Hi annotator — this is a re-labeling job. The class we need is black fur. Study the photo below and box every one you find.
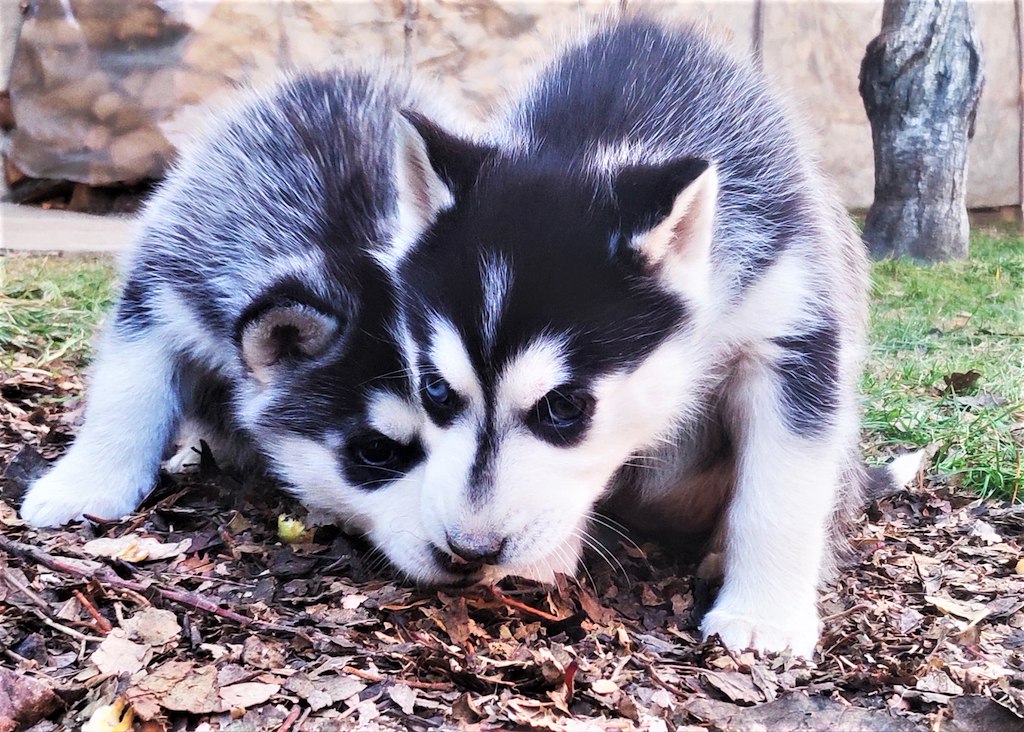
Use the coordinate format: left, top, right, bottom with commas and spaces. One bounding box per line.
772, 319, 841, 438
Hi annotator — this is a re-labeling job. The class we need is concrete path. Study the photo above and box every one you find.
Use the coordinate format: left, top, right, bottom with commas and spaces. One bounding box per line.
0, 203, 134, 254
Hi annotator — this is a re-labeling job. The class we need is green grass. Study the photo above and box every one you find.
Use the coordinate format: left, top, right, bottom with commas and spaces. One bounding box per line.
0, 255, 118, 369
1, 232, 1021, 501
864, 230, 1024, 501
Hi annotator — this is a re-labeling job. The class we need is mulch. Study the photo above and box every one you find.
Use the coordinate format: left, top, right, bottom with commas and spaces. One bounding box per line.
1, 364, 1022, 731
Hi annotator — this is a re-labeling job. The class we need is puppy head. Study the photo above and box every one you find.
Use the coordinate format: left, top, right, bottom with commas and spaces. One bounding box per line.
392, 118, 719, 585
177, 72, 486, 585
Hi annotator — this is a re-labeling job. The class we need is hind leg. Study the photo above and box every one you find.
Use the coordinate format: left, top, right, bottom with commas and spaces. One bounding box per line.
20, 330, 181, 526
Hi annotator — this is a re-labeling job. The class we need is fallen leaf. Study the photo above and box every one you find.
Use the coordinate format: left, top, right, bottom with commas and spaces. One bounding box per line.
925, 595, 990, 623
130, 661, 220, 715
121, 608, 180, 647
388, 684, 417, 715
915, 670, 964, 696
83, 535, 191, 563
942, 370, 981, 395
219, 682, 280, 710
969, 520, 1002, 545
701, 670, 763, 705
90, 631, 149, 676
590, 679, 618, 695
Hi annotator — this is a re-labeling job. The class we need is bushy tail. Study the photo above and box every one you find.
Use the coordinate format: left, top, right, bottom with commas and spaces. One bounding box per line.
863, 450, 926, 500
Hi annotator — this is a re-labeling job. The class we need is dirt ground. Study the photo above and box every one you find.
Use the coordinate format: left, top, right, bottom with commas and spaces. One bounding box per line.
1, 365, 1022, 731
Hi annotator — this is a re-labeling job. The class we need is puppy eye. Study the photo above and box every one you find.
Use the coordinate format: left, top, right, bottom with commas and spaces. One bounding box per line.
537, 389, 592, 430
420, 374, 463, 426
354, 437, 400, 467
422, 375, 453, 406
344, 432, 424, 490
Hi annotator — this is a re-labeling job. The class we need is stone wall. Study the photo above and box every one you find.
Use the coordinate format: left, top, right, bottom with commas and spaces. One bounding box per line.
4, 0, 1020, 209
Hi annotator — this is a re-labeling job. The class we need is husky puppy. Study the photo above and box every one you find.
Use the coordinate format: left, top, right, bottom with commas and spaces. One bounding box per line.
391, 18, 887, 656
20, 71, 459, 583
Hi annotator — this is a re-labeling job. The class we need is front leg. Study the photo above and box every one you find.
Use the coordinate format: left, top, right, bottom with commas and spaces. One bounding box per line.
20, 330, 181, 526
701, 330, 853, 658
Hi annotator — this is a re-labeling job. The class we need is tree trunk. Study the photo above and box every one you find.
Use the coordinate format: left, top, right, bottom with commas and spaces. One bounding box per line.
859, 0, 984, 261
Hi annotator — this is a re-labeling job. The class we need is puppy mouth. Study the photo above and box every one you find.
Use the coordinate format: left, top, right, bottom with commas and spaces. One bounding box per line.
428, 544, 489, 586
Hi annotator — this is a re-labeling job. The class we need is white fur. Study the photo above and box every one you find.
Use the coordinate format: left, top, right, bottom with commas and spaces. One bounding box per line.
21, 334, 179, 526
367, 390, 422, 444
700, 356, 841, 657
420, 328, 714, 580
480, 252, 512, 351
495, 337, 569, 415
428, 317, 485, 406
264, 434, 447, 583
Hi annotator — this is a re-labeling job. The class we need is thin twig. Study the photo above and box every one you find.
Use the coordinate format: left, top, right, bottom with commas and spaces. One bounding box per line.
0, 535, 298, 637
341, 665, 451, 691
488, 585, 563, 623
630, 656, 693, 700
275, 704, 302, 732
821, 603, 870, 624
73, 589, 113, 634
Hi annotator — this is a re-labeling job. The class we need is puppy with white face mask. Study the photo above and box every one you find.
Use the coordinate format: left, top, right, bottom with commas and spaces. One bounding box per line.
388, 17, 916, 657
19, 70, 474, 585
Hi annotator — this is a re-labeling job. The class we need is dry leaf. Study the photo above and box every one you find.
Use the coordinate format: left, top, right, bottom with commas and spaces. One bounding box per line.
91, 631, 149, 676
590, 679, 618, 695
388, 684, 417, 715
130, 661, 221, 715
925, 595, 989, 623
83, 535, 191, 563
219, 682, 280, 710
121, 608, 181, 647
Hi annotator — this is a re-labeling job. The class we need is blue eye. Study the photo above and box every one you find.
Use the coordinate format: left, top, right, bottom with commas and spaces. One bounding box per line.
423, 375, 453, 406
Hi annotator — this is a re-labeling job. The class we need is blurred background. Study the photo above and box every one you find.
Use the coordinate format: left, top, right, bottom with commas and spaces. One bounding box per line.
0, 0, 1019, 218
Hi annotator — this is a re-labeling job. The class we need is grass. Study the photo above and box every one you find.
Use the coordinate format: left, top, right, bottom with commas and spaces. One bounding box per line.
1, 232, 1022, 501
865, 229, 1024, 501
0, 255, 118, 369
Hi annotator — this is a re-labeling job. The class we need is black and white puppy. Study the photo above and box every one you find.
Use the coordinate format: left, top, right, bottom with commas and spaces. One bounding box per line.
20, 70, 462, 583
392, 18, 913, 655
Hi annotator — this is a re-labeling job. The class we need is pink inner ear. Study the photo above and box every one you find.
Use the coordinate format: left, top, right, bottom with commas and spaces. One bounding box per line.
240, 304, 336, 384
634, 164, 718, 270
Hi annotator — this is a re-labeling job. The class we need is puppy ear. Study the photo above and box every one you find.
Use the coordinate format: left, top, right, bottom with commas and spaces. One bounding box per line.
240, 303, 337, 385
383, 111, 493, 269
614, 158, 718, 302
401, 110, 491, 197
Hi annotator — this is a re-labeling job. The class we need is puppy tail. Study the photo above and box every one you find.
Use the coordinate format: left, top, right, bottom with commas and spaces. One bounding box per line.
863, 450, 926, 500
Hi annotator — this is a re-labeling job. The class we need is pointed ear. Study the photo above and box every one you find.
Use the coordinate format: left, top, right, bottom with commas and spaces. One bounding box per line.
614, 158, 718, 302
384, 112, 492, 269
401, 110, 491, 196
240, 303, 338, 385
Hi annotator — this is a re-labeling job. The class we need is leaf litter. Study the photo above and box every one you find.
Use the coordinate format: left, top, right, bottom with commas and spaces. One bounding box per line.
0, 367, 1022, 731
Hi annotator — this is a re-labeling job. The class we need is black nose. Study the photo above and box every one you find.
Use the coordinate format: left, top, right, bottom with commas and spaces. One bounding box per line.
446, 533, 506, 565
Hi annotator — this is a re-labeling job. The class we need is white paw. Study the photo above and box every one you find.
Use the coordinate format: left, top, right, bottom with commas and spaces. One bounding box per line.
20, 458, 150, 527
701, 599, 820, 658
162, 443, 202, 474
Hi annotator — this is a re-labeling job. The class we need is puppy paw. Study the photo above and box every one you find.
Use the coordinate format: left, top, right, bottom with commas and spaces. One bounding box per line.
162, 443, 202, 474
701, 601, 820, 658
20, 460, 148, 527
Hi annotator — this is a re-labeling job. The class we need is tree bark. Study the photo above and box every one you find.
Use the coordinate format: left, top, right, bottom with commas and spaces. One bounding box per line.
859, 0, 984, 261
